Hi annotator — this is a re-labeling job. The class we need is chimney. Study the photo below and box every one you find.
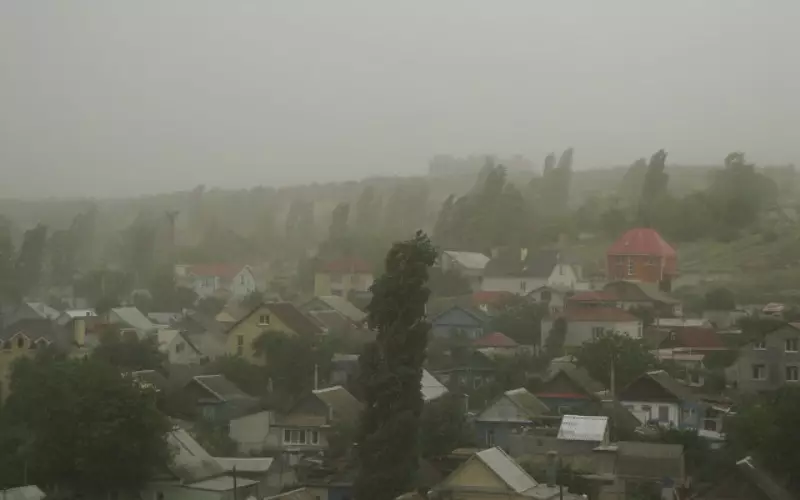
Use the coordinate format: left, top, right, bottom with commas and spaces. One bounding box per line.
73, 318, 86, 347
546, 450, 558, 488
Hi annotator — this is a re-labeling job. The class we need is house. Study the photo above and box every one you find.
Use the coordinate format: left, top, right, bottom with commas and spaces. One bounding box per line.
300, 295, 366, 325
614, 441, 685, 498
431, 447, 582, 500
1, 301, 60, 327
536, 363, 605, 415
433, 350, 498, 394
108, 306, 157, 337
269, 385, 361, 457
727, 322, 800, 392
143, 427, 259, 500
601, 280, 683, 317
481, 249, 587, 295
179, 263, 257, 300
619, 370, 703, 429
540, 307, 642, 350
472, 331, 520, 351
180, 374, 258, 422
56, 308, 97, 326
474, 388, 550, 449
606, 227, 677, 290
527, 285, 570, 316
313, 257, 373, 297
173, 310, 228, 360
157, 329, 203, 365
224, 302, 323, 363
557, 414, 609, 444
430, 305, 489, 340
644, 325, 726, 352
214, 457, 296, 497
440, 250, 491, 290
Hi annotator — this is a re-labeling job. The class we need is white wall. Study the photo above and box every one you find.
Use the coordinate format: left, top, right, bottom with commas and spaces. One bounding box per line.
230, 267, 257, 298
192, 276, 219, 298
482, 276, 547, 294
230, 411, 273, 454
164, 332, 203, 365
621, 401, 680, 427
547, 264, 581, 289
476, 396, 531, 423
541, 319, 642, 348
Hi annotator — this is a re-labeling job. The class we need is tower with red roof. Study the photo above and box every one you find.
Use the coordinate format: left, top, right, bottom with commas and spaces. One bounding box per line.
606, 228, 677, 289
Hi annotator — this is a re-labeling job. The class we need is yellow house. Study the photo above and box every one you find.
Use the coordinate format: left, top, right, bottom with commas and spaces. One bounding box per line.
313, 257, 374, 297
432, 447, 581, 500
224, 302, 323, 364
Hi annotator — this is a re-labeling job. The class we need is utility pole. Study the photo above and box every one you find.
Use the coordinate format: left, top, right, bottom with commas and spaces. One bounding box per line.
314, 363, 319, 390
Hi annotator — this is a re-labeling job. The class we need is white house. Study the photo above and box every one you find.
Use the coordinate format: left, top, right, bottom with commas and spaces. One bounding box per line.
179, 264, 257, 300
157, 329, 203, 365
482, 249, 589, 295
440, 251, 491, 290
541, 307, 642, 350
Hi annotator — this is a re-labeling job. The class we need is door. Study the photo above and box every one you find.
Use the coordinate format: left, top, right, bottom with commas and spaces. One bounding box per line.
658, 405, 670, 424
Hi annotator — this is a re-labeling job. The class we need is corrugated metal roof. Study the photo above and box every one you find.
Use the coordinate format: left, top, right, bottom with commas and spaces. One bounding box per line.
185, 475, 257, 491
505, 388, 550, 417
421, 369, 449, 402
443, 251, 491, 270
475, 447, 538, 494
264, 488, 316, 500
215, 457, 274, 473
314, 296, 366, 322
167, 427, 225, 482
1, 486, 45, 500
557, 415, 608, 442
110, 307, 156, 333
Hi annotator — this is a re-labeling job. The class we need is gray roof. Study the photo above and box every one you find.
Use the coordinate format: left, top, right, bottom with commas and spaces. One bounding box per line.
443, 251, 491, 270
557, 415, 608, 442
616, 441, 684, 480
110, 307, 156, 333
0, 318, 72, 349
215, 457, 274, 473
646, 370, 697, 403
1, 486, 45, 500
485, 249, 578, 278
475, 447, 538, 494
25, 302, 61, 320
313, 385, 362, 422
504, 388, 550, 418
167, 427, 225, 482
546, 363, 606, 395
264, 488, 316, 500
311, 296, 366, 323
421, 369, 449, 402
192, 375, 254, 402
736, 456, 795, 500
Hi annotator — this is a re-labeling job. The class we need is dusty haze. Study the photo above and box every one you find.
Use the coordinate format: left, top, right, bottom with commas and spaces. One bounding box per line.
1, 1, 798, 198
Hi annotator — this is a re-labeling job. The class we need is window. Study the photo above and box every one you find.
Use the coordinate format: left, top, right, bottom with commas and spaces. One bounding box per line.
486, 429, 495, 446
669, 331, 677, 341
658, 405, 669, 423
559, 265, 564, 275
236, 335, 244, 356
754, 340, 766, 350
752, 364, 766, 380
240, 274, 245, 285
689, 371, 701, 385
627, 258, 634, 276
283, 429, 318, 445
17, 336, 24, 349
176, 342, 185, 354
641, 405, 652, 419
310, 430, 319, 445
591, 327, 605, 339
786, 366, 799, 382
331, 289, 343, 297
541, 290, 552, 302
258, 314, 270, 326
786, 339, 798, 352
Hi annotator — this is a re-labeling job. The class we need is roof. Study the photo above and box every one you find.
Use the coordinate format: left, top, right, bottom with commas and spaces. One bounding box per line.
191, 375, 254, 402
607, 228, 677, 258
564, 307, 639, 323
0, 486, 45, 500
599, 400, 642, 433
616, 441, 684, 480
485, 249, 570, 278
311, 295, 367, 322
443, 250, 491, 270
185, 475, 257, 491
643, 370, 696, 403
429, 304, 490, 325
736, 456, 795, 500
148, 311, 183, 326
58, 309, 97, 322
264, 302, 323, 335
557, 415, 608, 442
188, 264, 246, 280
568, 290, 618, 302
167, 427, 225, 482
320, 257, 371, 274
475, 447, 538, 494
110, 307, 156, 333
655, 318, 711, 328
604, 281, 681, 304
660, 326, 724, 349
308, 310, 352, 332
421, 369, 449, 401
264, 488, 317, 500
25, 302, 61, 320
215, 457, 274, 473
472, 290, 515, 307
473, 331, 518, 348
547, 363, 606, 395
130, 369, 169, 393
0, 318, 71, 347
312, 385, 362, 422
504, 388, 550, 418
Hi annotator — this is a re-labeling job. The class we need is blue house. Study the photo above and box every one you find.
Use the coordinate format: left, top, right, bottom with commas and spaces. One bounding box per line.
429, 305, 489, 340
619, 370, 705, 430
474, 388, 550, 450
180, 374, 258, 422
535, 363, 606, 415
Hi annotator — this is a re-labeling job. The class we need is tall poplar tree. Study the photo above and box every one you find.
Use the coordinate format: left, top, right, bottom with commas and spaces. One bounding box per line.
354, 231, 437, 500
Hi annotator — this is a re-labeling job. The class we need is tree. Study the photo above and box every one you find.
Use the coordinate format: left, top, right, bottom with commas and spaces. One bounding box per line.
428, 267, 472, 298
253, 333, 335, 400
726, 387, 800, 494
0, 221, 17, 302
489, 296, 546, 345
354, 231, 437, 500
15, 224, 47, 297
92, 328, 167, 372
617, 158, 648, 203
544, 317, 567, 358
704, 288, 736, 311
639, 149, 669, 225
419, 393, 474, 459
148, 269, 198, 312
197, 296, 226, 316
355, 186, 382, 235
574, 331, 661, 392
0, 353, 171, 496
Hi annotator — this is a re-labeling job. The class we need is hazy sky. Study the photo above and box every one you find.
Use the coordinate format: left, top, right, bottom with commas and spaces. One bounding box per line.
1, 1, 798, 198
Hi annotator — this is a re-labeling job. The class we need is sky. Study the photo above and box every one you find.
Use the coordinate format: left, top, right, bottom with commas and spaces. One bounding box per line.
1, 1, 798, 198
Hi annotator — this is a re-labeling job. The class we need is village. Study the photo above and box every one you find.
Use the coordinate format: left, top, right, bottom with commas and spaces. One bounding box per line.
0, 220, 795, 500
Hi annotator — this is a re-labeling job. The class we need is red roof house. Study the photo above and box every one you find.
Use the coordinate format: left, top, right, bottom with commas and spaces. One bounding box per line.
473, 332, 519, 348
606, 228, 677, 285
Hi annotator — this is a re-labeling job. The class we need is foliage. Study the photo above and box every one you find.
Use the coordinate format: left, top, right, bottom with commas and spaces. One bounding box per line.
197, 295, 226, 316
535, 148, 573, 219
488, 296, 546, 345
147, 269, 198, 312
355, 185, 383, 235
355, 231, 437, 500
617, 157, 648, 203
574, 331, 661, 391
419, 393, 474, 459
0, 352, 172, 495
92, 328, 167, 372
74, 269, 134, 306
704, 287, 736, 311
638, 149, 669, 225
428, 267, 473, 298
0, 221, 18, 302
253, 332, 335, 400
544, 317, 567, 358
204, 356, 267, 398
726, 387, 800, 494
192, 419, 238, 456
14, 224, 47, 297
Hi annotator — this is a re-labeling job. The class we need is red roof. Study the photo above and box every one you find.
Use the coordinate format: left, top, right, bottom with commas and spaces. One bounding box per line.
321, 257, 372, 274
565, 307, 639, 323
667, 327, 725, 349
473, 332, 519, 348
607, 228, 677, 258
569, 290, 618, 302
188, 264, 244, 280
472, 291, 514, 306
